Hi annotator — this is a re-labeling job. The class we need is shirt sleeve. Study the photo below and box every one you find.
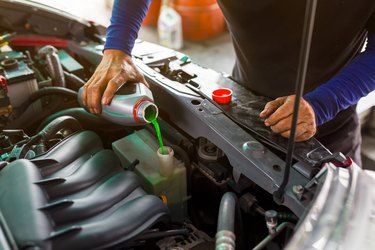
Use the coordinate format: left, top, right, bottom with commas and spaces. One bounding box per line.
304, 32, 375, 126
104, 0, 152, 55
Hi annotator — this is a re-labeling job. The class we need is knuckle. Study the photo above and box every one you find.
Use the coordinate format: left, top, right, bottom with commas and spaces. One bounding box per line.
305, 131, 314, 139
120, 67, 128, 74
311, 127, 317, 135
266, 102, 275, 108
266, 118, 274, 125
308, 131, 314, 138
92, 85, 102, 93
303, 134, 312, 141
280, 119, 289, 128
107, 79, 116, 86
264, 103, 272, 110
303, 125, 310, 134
109, 78, 121, 87
271, 124, 281, 133
281, 132, 290, 138
118, 69, 128, 78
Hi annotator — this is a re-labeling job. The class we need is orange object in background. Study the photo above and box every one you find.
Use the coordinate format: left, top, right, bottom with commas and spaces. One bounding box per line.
142, 0, 162, 27
143, 0, 226, 41
171, 0, 226, 41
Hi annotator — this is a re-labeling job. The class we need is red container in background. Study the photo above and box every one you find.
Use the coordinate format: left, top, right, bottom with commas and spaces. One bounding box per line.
142, 0, 162, 27
143, 0, 226, 41
171, 0, 226, 41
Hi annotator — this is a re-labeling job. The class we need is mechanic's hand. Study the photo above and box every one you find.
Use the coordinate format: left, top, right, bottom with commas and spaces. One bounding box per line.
82, 49, 148, 114
259, 95, 316, 142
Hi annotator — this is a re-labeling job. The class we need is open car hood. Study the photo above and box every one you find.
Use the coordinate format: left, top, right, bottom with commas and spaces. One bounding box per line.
0, 0, 375, 249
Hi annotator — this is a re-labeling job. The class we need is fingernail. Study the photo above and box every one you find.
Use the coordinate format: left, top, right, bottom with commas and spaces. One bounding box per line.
102, 98, 108, 105
264, 120, 269, 126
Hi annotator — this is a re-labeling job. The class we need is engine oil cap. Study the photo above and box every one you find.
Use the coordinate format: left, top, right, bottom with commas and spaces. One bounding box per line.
212, 88, 232, 104
1, 58, 18, 70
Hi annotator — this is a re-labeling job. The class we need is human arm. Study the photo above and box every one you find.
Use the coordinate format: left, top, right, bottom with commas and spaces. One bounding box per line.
82, 0, 151, 114
260, 32, 375, 141
304, 32, 375, 126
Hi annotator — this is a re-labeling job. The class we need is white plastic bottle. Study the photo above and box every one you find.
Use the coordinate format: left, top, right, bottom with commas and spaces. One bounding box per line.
157, 0, 183, 50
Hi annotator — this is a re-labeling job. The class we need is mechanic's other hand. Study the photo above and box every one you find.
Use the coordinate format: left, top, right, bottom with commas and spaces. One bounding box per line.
82, 49, 148, 114
259, 95, 316, 142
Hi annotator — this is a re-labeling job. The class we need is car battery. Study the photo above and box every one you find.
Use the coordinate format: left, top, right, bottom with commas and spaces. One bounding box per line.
0, 51, 38, 108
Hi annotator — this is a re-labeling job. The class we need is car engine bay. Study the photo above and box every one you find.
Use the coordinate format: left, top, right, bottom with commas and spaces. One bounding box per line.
0, 1, 375, 250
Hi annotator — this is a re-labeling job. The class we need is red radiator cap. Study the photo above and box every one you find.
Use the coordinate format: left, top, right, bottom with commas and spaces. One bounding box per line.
212, 88, 232, 104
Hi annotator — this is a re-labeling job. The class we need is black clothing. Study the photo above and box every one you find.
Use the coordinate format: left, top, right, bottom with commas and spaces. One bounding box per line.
217, 0, 374, 164
316, 107, 362, 165
218, 0, 375, 97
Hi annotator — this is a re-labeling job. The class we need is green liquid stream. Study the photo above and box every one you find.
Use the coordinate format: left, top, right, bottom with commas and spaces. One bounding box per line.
151, 119, 165, 155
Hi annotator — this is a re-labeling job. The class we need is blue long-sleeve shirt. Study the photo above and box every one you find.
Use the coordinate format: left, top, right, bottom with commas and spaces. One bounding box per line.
104, 0, 375, 126
304, 33, 375, 126
104, 0, 151, 55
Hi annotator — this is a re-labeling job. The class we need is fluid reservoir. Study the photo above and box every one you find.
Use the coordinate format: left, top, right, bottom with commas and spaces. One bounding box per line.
112, 129, 188, 222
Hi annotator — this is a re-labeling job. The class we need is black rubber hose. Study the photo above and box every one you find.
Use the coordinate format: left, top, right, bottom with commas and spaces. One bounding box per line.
28, 87, 77, 104
215, 192, 240, 250
38, 45, 66, 87
11, 117, 81, 159
16, 87, 77, 115
37, 107, 125, 132
217, 192, 237, 232
6, 93, 66, 130
47, 53, 66, 87
18, 133, 42, 159
0, 161, 8, 171
38, 115, 82, 141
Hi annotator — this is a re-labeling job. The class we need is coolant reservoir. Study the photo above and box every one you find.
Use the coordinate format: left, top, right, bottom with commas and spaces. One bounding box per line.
112, 129, 187, 222
78, 83, 158, 126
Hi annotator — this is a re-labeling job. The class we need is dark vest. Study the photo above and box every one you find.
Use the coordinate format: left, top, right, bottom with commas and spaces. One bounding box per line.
218, 0, 375, 98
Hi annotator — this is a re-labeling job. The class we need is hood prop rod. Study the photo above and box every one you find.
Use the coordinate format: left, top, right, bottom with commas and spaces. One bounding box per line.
273, 0, 318, 204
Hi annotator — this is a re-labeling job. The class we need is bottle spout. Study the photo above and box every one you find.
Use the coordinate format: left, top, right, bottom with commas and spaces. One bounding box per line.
135, 100, 159, 123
